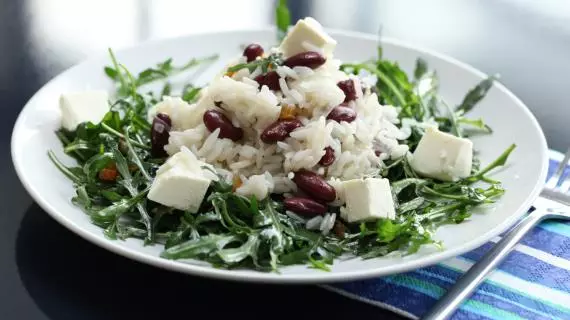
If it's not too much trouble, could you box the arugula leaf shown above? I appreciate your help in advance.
[181,85,202,103]
[82,153,113,179]
[376,219,402,243]
[90,188,149,227]
[123,127,152,181]
[398,197,425,213]
[308,256,331,271]
[354,216,436,259]
[135,55,218,88]
[276,0,290,41]
[413,58,428,81]
[104,48,218,97]
[48,150,85,184]
[467,144,516,182]
[75,185,91,207]
[391,178,427,195]
[458,117,493,133]
[111,143,153,243]
[161,234,240,260]
[218,233,260,265]
[107,48,128,96]
[100,122,149,150]
[442,99,463,138]
[342,62,408,107]
[456,75,498,115]
[227,53,284,74]
[160,82,172,98]
[101,190,123,202]
[104,66,118,80]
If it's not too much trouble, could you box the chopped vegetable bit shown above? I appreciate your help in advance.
[279,104,297,120]
[99,166,118,182]
[232,175,243,191]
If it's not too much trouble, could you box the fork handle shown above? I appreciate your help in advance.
[422,210,546,320]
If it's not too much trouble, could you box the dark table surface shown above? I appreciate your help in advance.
[2,0,569,319]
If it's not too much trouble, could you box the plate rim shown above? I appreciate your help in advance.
[11,27,549,284]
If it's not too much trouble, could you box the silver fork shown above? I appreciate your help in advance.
[423,149,570,320]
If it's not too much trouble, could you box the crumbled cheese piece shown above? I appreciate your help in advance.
[410,127,473,181]
[279,17,337,58]
[340,178,396,223]
[59,90,109,130]
[148,147,217,212]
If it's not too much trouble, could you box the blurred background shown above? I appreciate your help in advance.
[2,0,569,151]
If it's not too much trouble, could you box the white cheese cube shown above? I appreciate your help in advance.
[279,17,337,58]
[148,147,216,212]
[148,169,210,213]
[340,178,396,223]
[410,127,473,181]
[59,90,109,131]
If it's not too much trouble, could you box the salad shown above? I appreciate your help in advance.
[50,2,514,272]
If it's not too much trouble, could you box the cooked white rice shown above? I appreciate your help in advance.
[153,42,411,201]
[306,215,323,230]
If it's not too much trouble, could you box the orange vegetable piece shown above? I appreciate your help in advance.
[99,167,118,181]
[232,175,243,191]
[279,104,298,120]
[98,162,119,181]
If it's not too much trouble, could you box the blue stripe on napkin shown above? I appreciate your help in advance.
[417,266,567,318]
[325,150,570,319]
[407,271,551,320]
[461,242,570,292]
[522,226,570,260]
[538,220,570,238]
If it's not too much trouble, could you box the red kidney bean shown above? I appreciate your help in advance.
[326,105,357,123]
[319,147,335,166]
[283,51,326,69]
[203,110,243,141]
[260,119,302,143]
[292,169,336,202]
[151,114,172,157]
[156,113,172,126]
[243,43,264,62]
[284,197,327,216]
[254,71,280,91]
[337,79,357,102]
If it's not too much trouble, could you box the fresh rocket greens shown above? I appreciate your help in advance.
[349,144,515,258]
[341,48,496,144]
[276,0,291,41]
[105,48,218,102]
[227,53,284,74]
[337,50,513,258]
[48,3,515,272]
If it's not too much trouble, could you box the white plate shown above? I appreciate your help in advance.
[11,28,548,284]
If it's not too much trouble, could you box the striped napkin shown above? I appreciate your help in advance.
[326,150,570,320]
